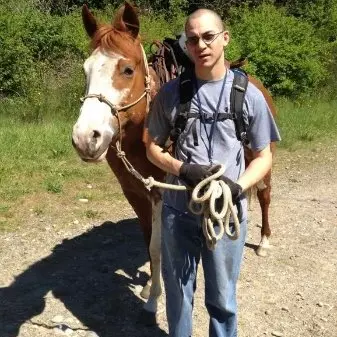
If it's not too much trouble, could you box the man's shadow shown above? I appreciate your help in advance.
[0,219,168,337]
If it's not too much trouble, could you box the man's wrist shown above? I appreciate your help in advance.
[178,162,186,176]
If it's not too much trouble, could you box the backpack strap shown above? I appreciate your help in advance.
[230,69,249,145]
[170,68,250,149]
[169,69,194,143]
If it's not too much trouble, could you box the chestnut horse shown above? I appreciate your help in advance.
[72,1,276,324]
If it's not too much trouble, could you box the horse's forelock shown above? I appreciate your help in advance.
[91,25,142,63]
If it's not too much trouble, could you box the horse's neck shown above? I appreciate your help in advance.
[148,66,161,99]
[120,119,144,146]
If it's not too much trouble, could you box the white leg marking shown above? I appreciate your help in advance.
[256,234,270,257]
[143,200,162,314]
[256,180,267,191]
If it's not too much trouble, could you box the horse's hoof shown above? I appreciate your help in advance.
[140,283,151,299]
[255,245,269,257]
[138,309,157,326]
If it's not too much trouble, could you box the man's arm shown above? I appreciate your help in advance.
[145,135,183,176]
[237,144,272,192]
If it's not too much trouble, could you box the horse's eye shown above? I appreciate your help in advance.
[123,66,134,77]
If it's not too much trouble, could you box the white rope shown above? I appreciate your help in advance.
[144,165,241,250]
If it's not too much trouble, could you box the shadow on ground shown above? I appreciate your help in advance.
[244,242,259,251]
[0,219,167,337]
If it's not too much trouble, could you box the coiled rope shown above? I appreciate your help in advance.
[114,142,240,250]
[145,164,240,250]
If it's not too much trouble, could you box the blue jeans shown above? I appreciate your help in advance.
[161,204,247,337]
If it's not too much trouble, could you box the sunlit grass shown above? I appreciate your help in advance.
[275,96,337,150]
[0,117,125,231]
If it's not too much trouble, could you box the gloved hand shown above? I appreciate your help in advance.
[179,163,211,188]
[220,176,243,203]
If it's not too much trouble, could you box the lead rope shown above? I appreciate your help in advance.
[114,146,241,250]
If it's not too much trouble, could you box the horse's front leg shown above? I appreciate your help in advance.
[123,187,162,325]
[140,199,162,325]
[256,170,272,257]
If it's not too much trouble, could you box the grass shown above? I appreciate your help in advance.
[275,95,337,150]
[0,115,125,231]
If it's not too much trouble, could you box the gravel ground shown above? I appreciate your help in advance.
[0,145,336,337]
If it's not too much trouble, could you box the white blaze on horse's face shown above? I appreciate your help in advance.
[72,49,129,162]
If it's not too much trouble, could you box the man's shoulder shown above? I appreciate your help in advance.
[158,77,180,96]
[246,79,266,100]
[151,77,180,114]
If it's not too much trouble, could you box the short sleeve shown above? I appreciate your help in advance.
[245,83,281,151]
[146,79,179,146]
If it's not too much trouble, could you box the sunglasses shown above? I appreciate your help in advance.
[186,31,224,46]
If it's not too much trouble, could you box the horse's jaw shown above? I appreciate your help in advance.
[80,148,109,163]
[72,138,110,163]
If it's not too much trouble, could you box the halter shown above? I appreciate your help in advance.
[79,44,151,176]
[80,44,151,118]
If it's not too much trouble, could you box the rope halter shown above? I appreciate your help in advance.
[80,44,151,118]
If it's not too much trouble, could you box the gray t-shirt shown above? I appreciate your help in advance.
[147,69,281,219]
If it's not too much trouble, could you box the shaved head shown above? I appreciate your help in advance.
[183,8,229,80]
[185,9,225,32]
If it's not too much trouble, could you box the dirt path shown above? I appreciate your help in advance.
[0,145,336,337]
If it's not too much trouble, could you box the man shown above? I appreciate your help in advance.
[145,8,281,337]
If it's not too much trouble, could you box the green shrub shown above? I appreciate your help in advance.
[33,0,111,15]
[185,0,264,17]
[0,10,37,96]
[140,12,186,53]
[1,1,335,101]
[228,2,328,97]
[0,5,87,97]
[281,0,337,40]
[22,9,87,63]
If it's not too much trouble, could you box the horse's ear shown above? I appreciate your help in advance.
[113,1,140,39]
[82,4,98,38]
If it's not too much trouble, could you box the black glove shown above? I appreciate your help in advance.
[221,176,243,203]
[179,163,211,188]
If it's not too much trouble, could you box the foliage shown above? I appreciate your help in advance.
[228,2,328,97]
[28,0,189,17]
[0,10,36,96]
[0,0,336,100]
[140,12,186,52]
[29,0,111,15]
[280,0,337,42]
[0,5,87,97]
[22,10,87,62]
[186,0,264,17]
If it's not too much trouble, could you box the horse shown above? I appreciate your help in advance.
[71,1,276,324]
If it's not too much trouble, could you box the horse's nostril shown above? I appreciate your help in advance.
[93,130,101,139]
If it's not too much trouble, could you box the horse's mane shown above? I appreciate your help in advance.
[91,24,142,63]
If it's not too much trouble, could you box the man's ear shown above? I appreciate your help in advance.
[223,30,230,47]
